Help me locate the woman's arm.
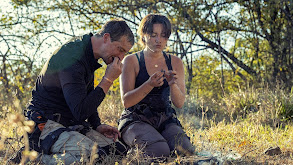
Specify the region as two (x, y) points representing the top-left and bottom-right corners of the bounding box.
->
(167, 55), (186, 108)
(120, 55), (164, 108)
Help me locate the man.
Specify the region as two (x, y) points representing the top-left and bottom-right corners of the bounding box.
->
(19, 19), (134, 164)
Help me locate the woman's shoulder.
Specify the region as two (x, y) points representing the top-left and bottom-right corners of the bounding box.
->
(123, 52), (140, 62)
(123, 52), (139, 64)
(165, 53), (184, 72)
(122, 52), (141, 74)
(166, 53), (183, 63)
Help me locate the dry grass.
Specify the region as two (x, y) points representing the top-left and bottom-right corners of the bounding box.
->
(1, 86), (293, 164)
(176, 85), (293, 164)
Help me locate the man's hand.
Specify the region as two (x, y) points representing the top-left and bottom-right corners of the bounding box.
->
(96, 124), (121, 142)
(104, 57), (123, 82)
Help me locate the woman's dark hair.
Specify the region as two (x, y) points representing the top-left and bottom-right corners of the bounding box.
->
(96, 19), (134, 45)
(137, 14), (172, 47)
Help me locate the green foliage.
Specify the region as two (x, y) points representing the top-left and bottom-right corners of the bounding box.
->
(189, 54), (249, 101)
(0, 61), (40, 117)
(280, 103), (293, 121)
(189, 55), (222, 99)
(1, 0), (293, 122)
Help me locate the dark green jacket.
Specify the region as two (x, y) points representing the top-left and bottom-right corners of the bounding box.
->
(28, 33), (103, 129)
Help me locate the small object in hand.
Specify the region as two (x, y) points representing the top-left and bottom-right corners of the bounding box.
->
(161, 69), (165, 77)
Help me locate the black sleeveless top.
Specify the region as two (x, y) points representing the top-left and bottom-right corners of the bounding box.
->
(132, 51), (173, 112)
(118, 51), (181, 132)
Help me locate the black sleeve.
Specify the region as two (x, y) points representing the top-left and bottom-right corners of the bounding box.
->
(88, 111), (101, 130)
(58, 61), (104, 128)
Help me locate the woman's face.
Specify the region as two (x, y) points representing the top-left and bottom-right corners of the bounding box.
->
(144, 24), (168, 53)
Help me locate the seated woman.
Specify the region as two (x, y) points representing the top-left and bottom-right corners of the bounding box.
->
(118, 13), (195, 157)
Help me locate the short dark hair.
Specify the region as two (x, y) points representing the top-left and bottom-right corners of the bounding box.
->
(96, 19), (134, 45)
(137, 14), (172, 47)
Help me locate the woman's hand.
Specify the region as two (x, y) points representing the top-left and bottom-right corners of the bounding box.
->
(164, 70), (178, 86)
(96, 124), (121, 142)
(148, 71), (165, 87)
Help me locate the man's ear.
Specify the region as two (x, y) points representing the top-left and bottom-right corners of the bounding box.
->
(103, 33), (111, 43)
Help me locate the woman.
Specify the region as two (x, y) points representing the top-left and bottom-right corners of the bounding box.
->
(118, 14), (194, 157)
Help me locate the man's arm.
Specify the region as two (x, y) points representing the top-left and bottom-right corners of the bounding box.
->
(98, 57), (122, 93)
(59, 57), (122, 128)
(87, 105), (102, 129)
(59, 62), (105, 124)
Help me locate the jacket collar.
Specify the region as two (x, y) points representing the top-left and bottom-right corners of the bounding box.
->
(85, 33), (102, 72)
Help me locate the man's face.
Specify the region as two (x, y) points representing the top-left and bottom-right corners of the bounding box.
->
(103, 35), (132, 64)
